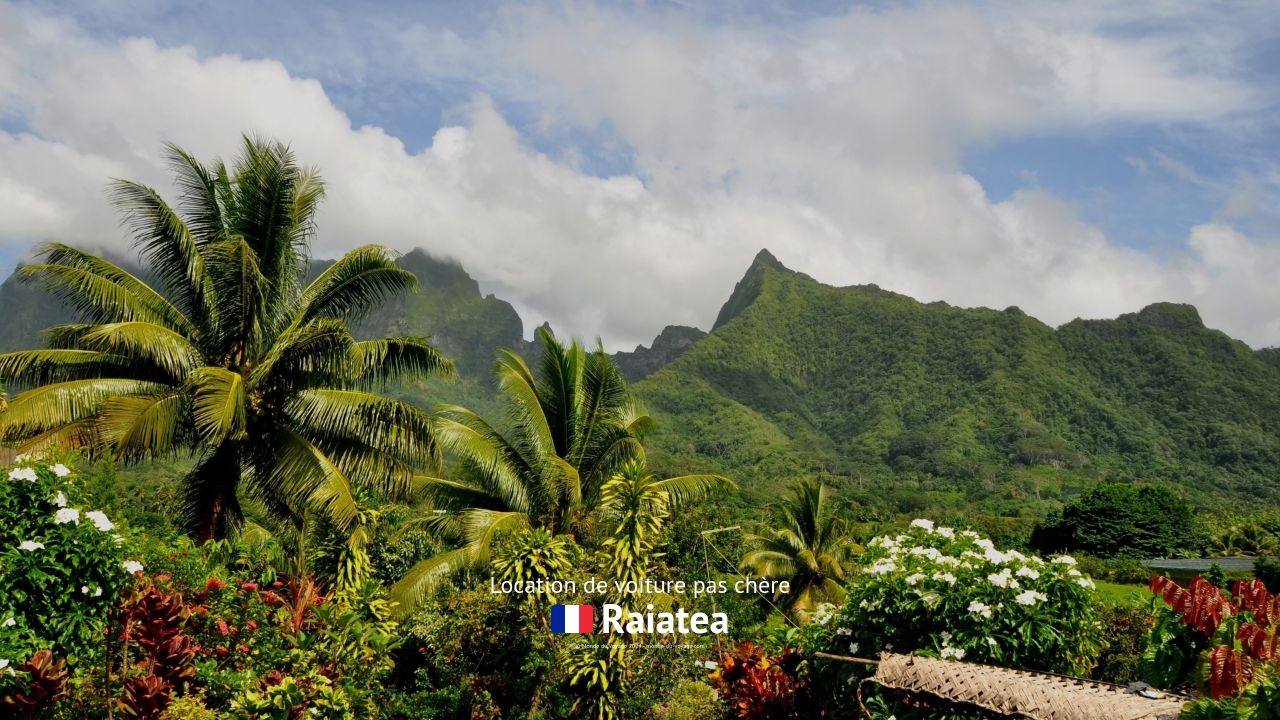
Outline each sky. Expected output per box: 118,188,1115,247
1,0,1278,350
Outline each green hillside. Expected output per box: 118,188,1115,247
634,250,1280,516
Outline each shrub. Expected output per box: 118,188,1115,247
653,679,723,720
711,641,820,720
1255,556,1280,593
824,519,1102,676
1,458,142,710
158,691,218,720
1091,603,1153,684
1031,483,1199,558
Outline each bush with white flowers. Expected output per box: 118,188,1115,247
0,457,142,677
822,519,1102,676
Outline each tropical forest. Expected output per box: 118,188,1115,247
3,136,1280,720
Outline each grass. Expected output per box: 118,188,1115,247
1094,580,1149,607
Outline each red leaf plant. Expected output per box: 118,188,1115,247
0,650,70,720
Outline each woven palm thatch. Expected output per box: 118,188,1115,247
866,653,1186,720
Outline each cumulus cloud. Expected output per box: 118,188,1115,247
0,0,1278,350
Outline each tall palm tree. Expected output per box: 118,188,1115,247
0,137,453,541
392,327,726,608
740,478,852,623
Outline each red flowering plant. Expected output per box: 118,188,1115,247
1146,575,1280,708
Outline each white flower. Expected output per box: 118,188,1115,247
80,585,90,594
1015,589,1048,606
984,547,1009,564
93,587,102,597
52,464,71,477
51,491,67,508
939,631,952,643
0,658,9,672
122,560,144,575
987,637,998,647
17,541,44,551
932,572,957,585
84,511,114,532
1015,567,1040,580
960,530,979,538
849,642,860,654
987,570,1018,589
1076,577,1096,590
1006,550,1026,562
936,527,955,539
910,518,935,532
866,560,897,575
7,467,36,482
940,646,966,660
974,539,995,551
2,617,14,627
905,573,926,586
1067,568,1082,577
968,601,993,618
54,508,80,524
1052,555,1077,566
920,591,941,607
836,627,852,636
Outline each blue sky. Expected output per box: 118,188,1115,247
1,0,1278,348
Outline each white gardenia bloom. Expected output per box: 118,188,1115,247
122,560,144,575
987,570,1018,589
84,511,114,532
968,601,993,618
866,560,898,575
54,508,80,524
52,464,71,477
1052,556,1077,566
1015,566,1040,580
933,572,957,585
910,518,935,532
7,467,37,482
1015,589,1048,606
80,585,90,594
17,541,44,551
51,491,67,508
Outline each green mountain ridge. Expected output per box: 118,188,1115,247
1,245,1276,518
633,250,1280,515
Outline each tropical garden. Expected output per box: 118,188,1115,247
3,137,1280,719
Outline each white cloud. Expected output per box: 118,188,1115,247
0,1,1278,351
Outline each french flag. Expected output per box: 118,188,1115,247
551,604,594,634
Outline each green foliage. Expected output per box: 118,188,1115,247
1090,602,1153,684
652,679,723,720
491,528,580,604
824,522,1103,677
1031,482,1200,558
0,459,139,672
1255,556,1280,593
0,138,453,541
158,691,218,720
633,254,1280,514
740,478,853,622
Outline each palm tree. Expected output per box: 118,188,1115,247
740,478,852,623
0,137,453,541
392,327,726,608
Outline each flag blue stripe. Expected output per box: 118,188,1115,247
551,604,565,633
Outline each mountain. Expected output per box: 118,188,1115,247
4,243,1279,521
613,325,707,381
632,250,1280,515
0,249,522,414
